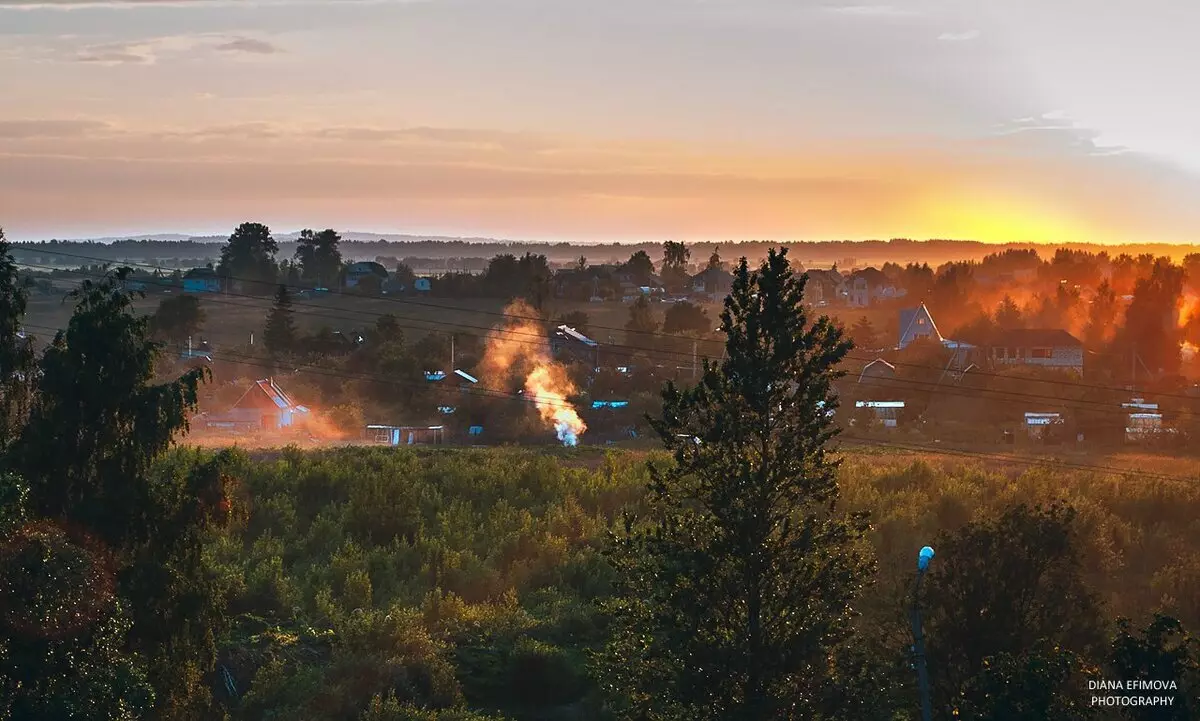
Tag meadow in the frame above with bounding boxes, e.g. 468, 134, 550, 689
188, 444, 1200, 720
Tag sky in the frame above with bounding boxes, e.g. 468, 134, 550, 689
1, 0, 1199, 243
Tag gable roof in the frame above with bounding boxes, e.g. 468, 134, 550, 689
849, 267, 888, 286
988, 328, 1082, 348
898, 303, 944, 348
557, 324, 599, 347
803, 268, 845, 285
858, 358, 896, 383
234, 378, 301, 411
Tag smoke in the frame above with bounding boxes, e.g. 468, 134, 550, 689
305, 410, 351, 442
483, 300, 587, 446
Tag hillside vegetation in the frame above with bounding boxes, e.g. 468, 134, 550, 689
183, 445, 1200, 720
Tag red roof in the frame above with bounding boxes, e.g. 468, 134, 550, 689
233, 378, 301, 411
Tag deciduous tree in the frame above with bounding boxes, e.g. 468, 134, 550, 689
217, 222, 278, 295
295, 228, 343, 288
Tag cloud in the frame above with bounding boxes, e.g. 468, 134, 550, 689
311, 126, 556, 152
0, 119, 111, 138
74, 40, 156, 64
58, 34, 284, 64
938, 29, 980, 42
824, 4, 918, 18
214, 37, 282, 54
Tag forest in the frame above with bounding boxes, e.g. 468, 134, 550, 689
2, 231, 1198, 720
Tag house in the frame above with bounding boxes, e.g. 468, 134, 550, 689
344, 261, 389, 289
229, 378, 309, 430
366, 424, 445, 446
985, 329, 1084, 373
898, 302, 974, 368
855, 400, 905, 428
803, 269, 847, 306
182, 267, 221, 293
847, 267, 905, 308
858, 358, 897, 384
691, 267, 734, 300
553, 325, 600, 365
898, 303, 944, 349
1123, 398, 1163, 442
1024, 412, 1063, 439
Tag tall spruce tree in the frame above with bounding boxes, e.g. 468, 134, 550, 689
600, 248, 876, 721
264, 283, 296, 357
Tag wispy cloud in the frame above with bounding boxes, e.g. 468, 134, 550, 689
57, 34, 285, 64
213, 37, 283, 55
938, 29, 980, 42
0, 119, 112, 138
825, 4, 918, 18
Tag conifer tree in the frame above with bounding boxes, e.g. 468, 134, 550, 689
601, 248, 876, 721
264, 283, 296, 357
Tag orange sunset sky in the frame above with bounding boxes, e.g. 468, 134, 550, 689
1, 0, 1199, 243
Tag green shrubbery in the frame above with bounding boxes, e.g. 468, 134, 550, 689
197, 447, 646, 720
175, 445, 1200, 720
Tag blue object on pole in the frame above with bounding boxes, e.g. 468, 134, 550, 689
918, 546, 935, 571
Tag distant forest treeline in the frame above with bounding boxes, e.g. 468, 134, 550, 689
12, 236, 1200, 269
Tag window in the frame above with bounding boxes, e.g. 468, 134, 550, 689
1031, 348, 1052, 359
917, 318, 926, 325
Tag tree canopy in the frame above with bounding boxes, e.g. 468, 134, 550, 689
218, 222, 278, 295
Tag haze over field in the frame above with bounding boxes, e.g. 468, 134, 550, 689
3, 0, 1200, 243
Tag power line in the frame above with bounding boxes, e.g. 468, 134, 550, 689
16, 264, 1187, 422
15, 321, 1197, 484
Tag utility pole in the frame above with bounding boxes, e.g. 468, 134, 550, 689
692, 338, 698, 381
911, 546, 935, 721
450, 333, 455, 370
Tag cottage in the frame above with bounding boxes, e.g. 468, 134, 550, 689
858, 358, 897, 384
898, 303, 944, 349
230, 378, 308, 430
691, 267, 734, 300
1123, 398, 1163, 442
847, 267, 905, 308
182, 267, 221, 293
344, 261, 389, 289
986, 329, 1084, 373
200, 378, 308, 432
1024, 412, 1063, 439
855, 400, 905, 428
553, 325, 600, 365
366, 424, 445, 446
803, 268, 847, 306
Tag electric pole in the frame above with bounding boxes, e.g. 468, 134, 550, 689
911, 546, 935, 721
